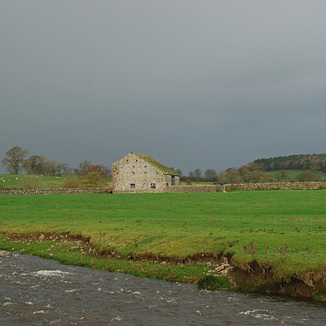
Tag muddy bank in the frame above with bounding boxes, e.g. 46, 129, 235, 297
1, 231, 325, 300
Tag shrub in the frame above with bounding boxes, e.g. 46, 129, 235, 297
224, 184, 234, 192
78, 172, 105, 188
18, 175, 45, 190
318, 183, 326, 190
77, 164, 110, 189
63, 176, 80, 188
260, 174, 278, 183
296, 171, 321, 182
198, 275, 229, 291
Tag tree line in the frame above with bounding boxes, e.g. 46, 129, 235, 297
175, 163, 270, 184
175, 159, 325, 184
1, 146, 72, 175
1, 146, 111, 188
3, 146, 325, 187
253, 153, 326, 172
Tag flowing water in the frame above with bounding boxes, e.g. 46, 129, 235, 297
0, 252, 325, 325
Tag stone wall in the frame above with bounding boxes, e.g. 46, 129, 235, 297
167, 182, 325, 193
225, 182, 325, 191
1, 182, 324, 196
166, 185, 220, 193
0, 188, 110, 195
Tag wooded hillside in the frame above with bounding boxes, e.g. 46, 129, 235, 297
253, 154, 326, 172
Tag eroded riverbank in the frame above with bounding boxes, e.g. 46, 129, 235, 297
2, 251, 326, 325
1, 231, 326, 301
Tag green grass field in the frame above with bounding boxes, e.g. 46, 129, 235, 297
1, 190, 326, 284
0, 174, 69, 189
1, 171, 325, 190
266, 170, 326, 181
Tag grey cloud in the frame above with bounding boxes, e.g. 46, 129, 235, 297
1, 1, 326, 174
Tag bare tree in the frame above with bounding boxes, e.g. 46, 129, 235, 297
217, 168, 242, 184
175, 168, 183, 176
25, 155, 47, 175
78, 164, 111, 188
1, 146, 29, 174
45, 160, 60, 176
194, 168, 202, 177
204, 169, 217, 178
77, 160, 93, 175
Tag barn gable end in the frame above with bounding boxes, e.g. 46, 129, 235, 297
112, 152, 179, 193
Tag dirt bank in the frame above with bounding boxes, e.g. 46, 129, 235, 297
1, 231, 325, 300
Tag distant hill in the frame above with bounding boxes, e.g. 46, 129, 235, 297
265, 169, 326, 182
253, 153, 326, 172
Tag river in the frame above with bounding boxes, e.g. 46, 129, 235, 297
0, 252, 325, 325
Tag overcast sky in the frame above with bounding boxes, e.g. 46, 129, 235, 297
1, 1, 326, 175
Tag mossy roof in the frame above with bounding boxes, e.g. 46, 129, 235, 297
135, 153, 179, 176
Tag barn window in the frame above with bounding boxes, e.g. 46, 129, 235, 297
150, 183, 156, 189
130, 183, 136, 189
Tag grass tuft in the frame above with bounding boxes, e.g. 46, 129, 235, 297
198, 275, 229, 291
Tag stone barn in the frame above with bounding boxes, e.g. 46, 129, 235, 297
112, 152, 180, 193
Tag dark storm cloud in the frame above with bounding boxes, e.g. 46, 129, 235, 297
1, 0, 326, 174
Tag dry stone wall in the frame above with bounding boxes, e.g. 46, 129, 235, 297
225, 182, 324, 191
166, 185, 220, 193
167, 182, 325, 193
0, 188, 110, 195
0, 182, 324, 196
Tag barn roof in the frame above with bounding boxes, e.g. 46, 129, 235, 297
134, 153, 179, 176
113, 152, 179, 176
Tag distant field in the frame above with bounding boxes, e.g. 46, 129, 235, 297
266, 170, 326, 180
1, 171, 325, 190
0, 174, 23, 188
180, 181, 215, 185
0, 174, 72, 189
1, 190, 326, 282
181, 170, 326, 184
